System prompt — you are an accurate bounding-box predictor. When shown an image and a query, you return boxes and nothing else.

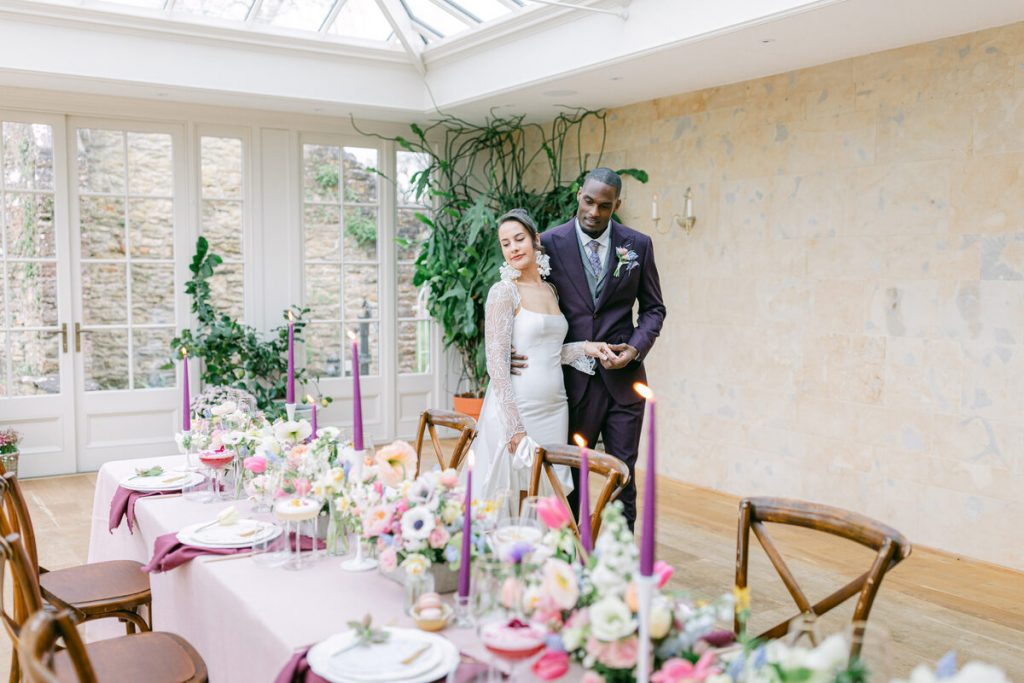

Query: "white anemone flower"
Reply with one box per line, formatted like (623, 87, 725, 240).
(400, 506, 436, 541)
(274, 420, 312, 444)
(211, 401, 237, 417)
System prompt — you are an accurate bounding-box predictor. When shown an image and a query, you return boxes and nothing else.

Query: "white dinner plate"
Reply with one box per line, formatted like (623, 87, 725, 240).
(307, 628, 458, 683)
(120, 471, 204, 492)
(176, 519, 281, 549)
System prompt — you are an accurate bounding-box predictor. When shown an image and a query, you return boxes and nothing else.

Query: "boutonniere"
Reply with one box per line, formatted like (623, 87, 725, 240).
(613, 245, 639, 277)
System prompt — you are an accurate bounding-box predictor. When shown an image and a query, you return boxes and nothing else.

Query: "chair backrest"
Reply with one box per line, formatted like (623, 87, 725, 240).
(734, 497, 911, 646)
(413, 409, 477, 477)
(0, 532, 45, 654)
(0, 472, 39, 571)
(528, 444, 630, 541)
(18, 609, 97, 683)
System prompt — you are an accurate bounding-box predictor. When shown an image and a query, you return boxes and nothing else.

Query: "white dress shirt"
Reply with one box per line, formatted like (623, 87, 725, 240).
(575, 218, 611, 279)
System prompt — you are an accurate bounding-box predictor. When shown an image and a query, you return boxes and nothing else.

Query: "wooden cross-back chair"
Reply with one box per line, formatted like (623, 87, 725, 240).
(413, 409, 477, 477)
(0, 472, 152, 638)
(734, 497, 911, 651)
(528, 444, 630, 541)
(0, 533, 208, 683)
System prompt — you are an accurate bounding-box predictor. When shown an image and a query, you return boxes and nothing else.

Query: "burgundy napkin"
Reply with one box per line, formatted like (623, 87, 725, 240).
(275, 646, 496, 683)
(109, 485, 174, 534)
(141, 532, 248, 573)
(142, 531, 325, 573)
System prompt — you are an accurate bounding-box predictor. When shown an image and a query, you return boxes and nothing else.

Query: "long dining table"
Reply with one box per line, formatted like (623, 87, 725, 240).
(87, 454, 554, 682)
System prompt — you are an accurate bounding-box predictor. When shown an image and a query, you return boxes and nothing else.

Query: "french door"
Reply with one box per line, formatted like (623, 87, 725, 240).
(69, 119, 188, 471)
(0, 112, 76, 477)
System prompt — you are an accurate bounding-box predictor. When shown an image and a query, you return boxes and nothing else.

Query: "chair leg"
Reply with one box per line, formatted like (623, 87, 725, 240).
(9, 651, 19, 683)
(124, 617, 136, 635)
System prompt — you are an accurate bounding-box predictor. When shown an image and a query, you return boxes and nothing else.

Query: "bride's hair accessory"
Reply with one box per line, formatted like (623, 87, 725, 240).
(499, 262, 521, 282)
(536, 251, 552, 278)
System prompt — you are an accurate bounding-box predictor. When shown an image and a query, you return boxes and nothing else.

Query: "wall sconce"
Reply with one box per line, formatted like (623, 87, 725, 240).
(651, 187, 697, 235)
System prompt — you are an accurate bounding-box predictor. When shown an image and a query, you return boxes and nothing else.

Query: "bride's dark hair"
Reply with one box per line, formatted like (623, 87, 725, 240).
(497, 208, 544, 253)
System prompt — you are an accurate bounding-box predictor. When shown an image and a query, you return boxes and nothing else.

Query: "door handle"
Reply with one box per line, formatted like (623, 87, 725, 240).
(74, 323, 81, 353)
(61, 323, 68, 353)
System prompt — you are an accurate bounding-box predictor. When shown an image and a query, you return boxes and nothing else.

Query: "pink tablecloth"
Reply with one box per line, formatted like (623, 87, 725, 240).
(88, 455, 559, 683)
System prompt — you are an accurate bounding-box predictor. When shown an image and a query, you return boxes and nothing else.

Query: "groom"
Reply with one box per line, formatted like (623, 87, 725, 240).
(533, 168, 665, 529)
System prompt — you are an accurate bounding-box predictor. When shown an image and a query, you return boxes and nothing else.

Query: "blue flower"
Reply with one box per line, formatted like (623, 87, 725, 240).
(544, 634, 565, 652)
(727, 651, 746, 682)
(936, 651, 958, 679)
(753, 645, 767, 669)
(444, 545, 460, 564)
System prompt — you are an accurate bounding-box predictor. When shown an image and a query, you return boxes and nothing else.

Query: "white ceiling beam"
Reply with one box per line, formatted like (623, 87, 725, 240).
(245, 0, 264, 22)
(491, 0, 523, 10)
(425, 0, 477, 26)
(373, 0, 425, 74)
(522, 0, 627, 19)
(319, 0, 351, 33)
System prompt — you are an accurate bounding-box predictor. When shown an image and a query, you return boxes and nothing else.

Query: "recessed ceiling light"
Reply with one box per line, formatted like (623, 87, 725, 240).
(761, 38, 775, 44)
(609, 76, 624, 81)
(542, 89, 577, 97)
(155, 92, 167, 98)
(313, 107, 323, 112)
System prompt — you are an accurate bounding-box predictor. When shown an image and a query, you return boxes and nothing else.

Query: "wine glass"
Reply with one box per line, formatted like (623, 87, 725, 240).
(518, 496, 541, 527)
(846, 621, 891, 682)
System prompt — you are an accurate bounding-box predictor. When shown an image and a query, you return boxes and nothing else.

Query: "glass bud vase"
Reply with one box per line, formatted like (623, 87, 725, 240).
(404, 568, 435, 615)
(325, 501, 350, 557)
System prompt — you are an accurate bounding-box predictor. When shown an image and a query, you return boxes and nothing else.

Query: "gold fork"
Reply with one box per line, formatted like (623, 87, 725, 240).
(400, 644, 432, 666)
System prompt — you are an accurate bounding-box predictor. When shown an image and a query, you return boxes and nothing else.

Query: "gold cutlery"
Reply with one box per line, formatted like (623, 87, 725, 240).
(400, 644, 432, 666)
(202, 551, 254, 563)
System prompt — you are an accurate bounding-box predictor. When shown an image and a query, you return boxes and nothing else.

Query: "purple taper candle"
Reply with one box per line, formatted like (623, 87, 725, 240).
(306, 394, 317, 440)
(286, 311, 295, 405)
(349, 332, 364, 451)
(458, 450, 474, 598)
(573, 434, 592, 554)
(181, 347, 190, 432)
(635, 382, 656, 577)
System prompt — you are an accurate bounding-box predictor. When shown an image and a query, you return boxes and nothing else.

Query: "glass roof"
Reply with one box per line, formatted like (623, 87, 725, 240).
(33, 0, 532, 48)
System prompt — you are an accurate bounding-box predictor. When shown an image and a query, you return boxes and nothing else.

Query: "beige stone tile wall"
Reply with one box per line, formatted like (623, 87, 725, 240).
(574, 23, 1024, 570)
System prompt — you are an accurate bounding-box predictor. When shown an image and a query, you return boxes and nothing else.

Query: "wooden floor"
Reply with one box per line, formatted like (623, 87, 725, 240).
(3, 472, 1022, 680)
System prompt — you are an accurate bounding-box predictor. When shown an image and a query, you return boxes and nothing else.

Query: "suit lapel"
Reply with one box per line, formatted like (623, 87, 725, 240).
(595, 222, 626, 311)
(552, 224, 594, 312)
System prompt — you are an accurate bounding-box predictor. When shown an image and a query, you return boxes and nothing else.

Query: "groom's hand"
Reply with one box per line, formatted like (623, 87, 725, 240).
(602, 343, 638, 370)
(510, 347, 528, 375)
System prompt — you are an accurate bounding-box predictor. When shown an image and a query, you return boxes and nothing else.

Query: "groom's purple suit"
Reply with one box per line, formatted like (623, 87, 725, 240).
(541, 218, 666, 527)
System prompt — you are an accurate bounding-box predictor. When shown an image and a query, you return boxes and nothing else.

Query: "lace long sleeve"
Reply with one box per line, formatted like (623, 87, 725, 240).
(484, 281, 526, 445)
(560, 342, 595, 375)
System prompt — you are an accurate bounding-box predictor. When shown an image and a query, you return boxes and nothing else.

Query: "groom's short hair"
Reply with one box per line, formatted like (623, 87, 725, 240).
(584, 167, 622, 197)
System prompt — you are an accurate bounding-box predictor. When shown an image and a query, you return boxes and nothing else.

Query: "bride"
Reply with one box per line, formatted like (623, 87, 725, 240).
(472, 208, 613, 500)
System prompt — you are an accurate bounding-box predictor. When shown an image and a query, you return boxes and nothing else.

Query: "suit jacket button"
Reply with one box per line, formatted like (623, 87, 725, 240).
(592, 312, 597, 318)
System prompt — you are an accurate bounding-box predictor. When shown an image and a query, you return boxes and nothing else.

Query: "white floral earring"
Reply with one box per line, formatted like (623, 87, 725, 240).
(536, 251, 552, 278)
(499, 261, 521, 282)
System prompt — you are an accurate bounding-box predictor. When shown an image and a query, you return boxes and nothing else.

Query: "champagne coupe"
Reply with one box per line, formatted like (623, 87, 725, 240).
(198, 449, 234, 502)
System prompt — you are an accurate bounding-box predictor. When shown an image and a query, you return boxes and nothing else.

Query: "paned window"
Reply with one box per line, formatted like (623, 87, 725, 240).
(395, 151, 432, 375)
(200, 136, 245, 320)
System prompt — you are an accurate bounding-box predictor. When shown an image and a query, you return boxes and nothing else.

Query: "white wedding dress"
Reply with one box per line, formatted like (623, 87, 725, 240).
(471, 276, 594, 499)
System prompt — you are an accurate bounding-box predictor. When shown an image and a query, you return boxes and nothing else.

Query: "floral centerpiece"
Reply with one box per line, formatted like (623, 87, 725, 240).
(0, 428, 20, 475)
(523, 501, 734, 683)
(894, 653, 1011, 683)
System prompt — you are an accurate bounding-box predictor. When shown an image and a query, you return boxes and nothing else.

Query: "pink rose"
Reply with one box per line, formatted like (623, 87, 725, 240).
(428, 526, 450, 549)
(581, 673, 605, 683)
(651, 652, 720, 683)
(439, 469, 459, 489)
(531, 650, 569, 681)
(243, 456, 267, 474)
(654, 560, 674, 589)
(378, 547, 398, 573)
(537, 497, 571, 530)
(363, 504, 395, 537)
(588, 636, 638, 670)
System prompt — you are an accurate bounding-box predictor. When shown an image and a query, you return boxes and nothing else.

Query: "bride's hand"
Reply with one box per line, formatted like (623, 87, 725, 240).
(584, 341, 614, 362)
(508, 432, 527, 454)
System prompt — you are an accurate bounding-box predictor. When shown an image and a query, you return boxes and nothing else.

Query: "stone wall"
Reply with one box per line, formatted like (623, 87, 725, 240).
(574, 23, 1024, 569)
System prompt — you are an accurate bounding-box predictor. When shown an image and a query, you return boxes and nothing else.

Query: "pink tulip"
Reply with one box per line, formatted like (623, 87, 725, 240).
(537, 497, 572, 530)
(531, 650, 569, 681)
(651, 651, 721, 683)
(654, 560, 674, 589)
(243, 456, 267, 474)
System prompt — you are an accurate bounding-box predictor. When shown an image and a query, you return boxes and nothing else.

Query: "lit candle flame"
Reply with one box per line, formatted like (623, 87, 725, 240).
(288, 310, 294, 322)
(467, 449, 475, 469)
(634, 382, 654, 401)
(305, 394, 314, 405)
(347, 329, 357, 342)
(180, 346, 187, 358)
(573, 433, 587, 449)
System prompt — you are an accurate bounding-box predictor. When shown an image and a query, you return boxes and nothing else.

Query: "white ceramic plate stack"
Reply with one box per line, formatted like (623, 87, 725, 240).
(120, 471, 205, 493)
(176, 519, 282, 549)
(307, 628, 459, 683)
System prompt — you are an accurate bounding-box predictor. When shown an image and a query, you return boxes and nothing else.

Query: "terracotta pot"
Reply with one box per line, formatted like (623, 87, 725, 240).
(452, 395, 484, 421)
